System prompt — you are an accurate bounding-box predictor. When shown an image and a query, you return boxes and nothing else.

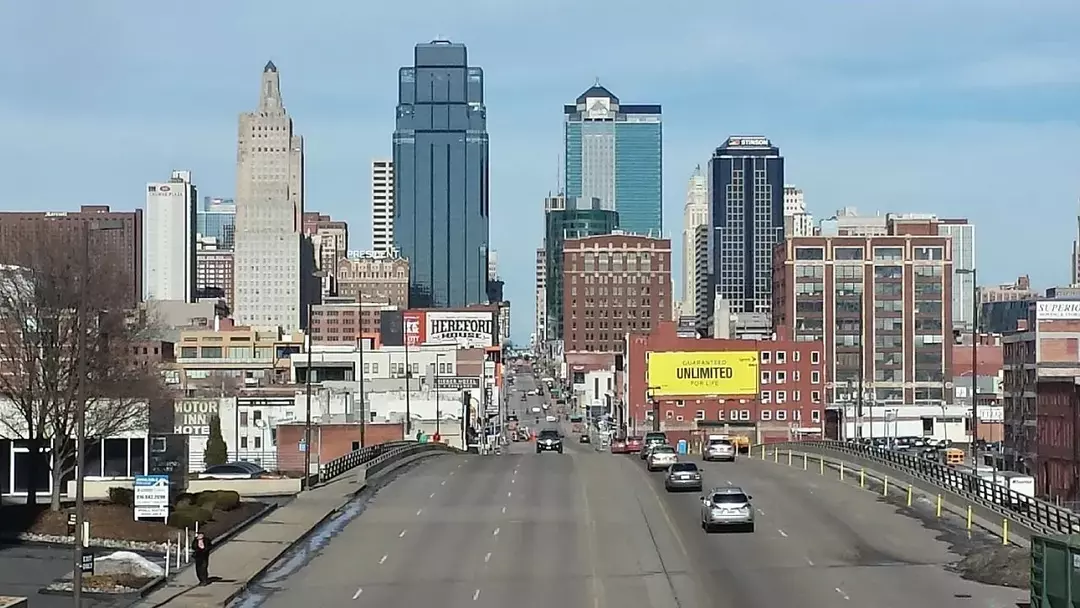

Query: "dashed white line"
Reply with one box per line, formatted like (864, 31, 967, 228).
(450, 471, 455, 475)
(511, 478, 516, 484)
(805, 557, 815, 566)
(352, 588, 363, 600)
(473, 589, 481, 601)
(484, 552, 492, 563)
(756, 509, 765, 516)
(507, 491, 512, 498)
(416, 508, 423, 516)
(441, 480, 447, 486)
(834, 587, 850, 600)
(429, 492, 436, 499)
(399, 529, 407, 538)
(379, 554, 387, 565)
(726, 480, 733, 486)
(493, 527, 501, 536)
(501, 506, 507, 514)
(778, 529, 788, 538)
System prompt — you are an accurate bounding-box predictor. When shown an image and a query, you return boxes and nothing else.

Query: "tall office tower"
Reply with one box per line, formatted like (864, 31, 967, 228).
(145, 170, 198, 301)
(302, 212, 349, 276)
(544, 195, 619, 340)
(680, 166, 709, 317)
(938, 219, 975, 330)
(488, 250, 499, 283)
(198, 197, 236, 248)
(535, 247, 546, 347)
(371, 160, 394, 254)
(783, 185, 814, 237)
(233, 61, 308, 332)
(564, 83, 662, 236)
(708, 136, 784, 315)
(392, 40, 490, 308)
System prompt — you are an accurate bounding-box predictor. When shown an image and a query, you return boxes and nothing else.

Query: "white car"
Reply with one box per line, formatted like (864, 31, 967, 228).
(545, 415, 557, 423)
(531, 406, 541, 414)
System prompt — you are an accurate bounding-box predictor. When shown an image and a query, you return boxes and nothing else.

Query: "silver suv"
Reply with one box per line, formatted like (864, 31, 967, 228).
(703, 439, 736, 462)
(700, 487, 755, 533)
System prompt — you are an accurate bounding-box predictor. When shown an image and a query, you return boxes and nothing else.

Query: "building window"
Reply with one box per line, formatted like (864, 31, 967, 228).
(812, 391, 821, 403)
(874, 247, 903, 261)
(761, 390, 771, 403)
(834, 247, 863, 260)
(760, 351, 770, 364)
(794, 409, 802, 421)
(761, 410, 772, 421)
(795, 247, 825, 261)
(695, 410, 706, 420)
(740, 409, 751, 421)
(717, 409, 726, 420)
(775, 351, 786, 364)
(811, 410, 821, 423)
(775, 410, 787, 421)
(792, 351, 800, 362)
(914, 246, 944, 261)
(240, 412, 249, 427)
(811, 371, 821, 384)
(761, 370, 771, 384)
(810, 351, 820, 364)
(240, 436, 248, 449)
(776, 391, 787, 403)
(775, 371, 786, 384)
(793, 390, 801, 402)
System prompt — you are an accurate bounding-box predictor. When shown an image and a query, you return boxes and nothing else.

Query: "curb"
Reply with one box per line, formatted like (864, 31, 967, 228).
(220, 450, 452, 606)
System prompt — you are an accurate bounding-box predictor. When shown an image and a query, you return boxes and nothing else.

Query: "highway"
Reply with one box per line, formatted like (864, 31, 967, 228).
(253, 367, 1026, 608)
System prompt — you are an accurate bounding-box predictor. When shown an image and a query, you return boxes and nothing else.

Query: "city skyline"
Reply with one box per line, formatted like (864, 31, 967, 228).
(3, 2, 1080, 342)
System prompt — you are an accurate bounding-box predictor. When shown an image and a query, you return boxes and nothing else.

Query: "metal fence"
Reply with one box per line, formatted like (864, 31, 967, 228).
(763, 439, 1080, 537)
(317, 440, 413, 483)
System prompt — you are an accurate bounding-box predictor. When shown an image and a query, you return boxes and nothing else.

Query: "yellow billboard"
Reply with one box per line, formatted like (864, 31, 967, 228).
(646, 351, 759, 397)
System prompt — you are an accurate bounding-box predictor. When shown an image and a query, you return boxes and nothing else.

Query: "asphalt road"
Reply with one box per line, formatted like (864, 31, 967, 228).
(0, 543, 114, 607)
(254, 369, 1027, 607)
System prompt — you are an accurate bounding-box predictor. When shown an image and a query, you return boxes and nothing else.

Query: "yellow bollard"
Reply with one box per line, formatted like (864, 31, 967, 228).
(883, 476, 889, 496)
(774, 448, 779, 463)
(803, 453, 808, 470)
(761, 445, 766, 460)
(860, 468, 865, 489)
(966, 505, 973, 530)
(819, 457, 825, 475)
(787, 450, 793, 466)
(839, 462, 845, 481)
(906, 484, 913, 507)
(935, 495, 942, 518)
(1002, 519, 1009, 545)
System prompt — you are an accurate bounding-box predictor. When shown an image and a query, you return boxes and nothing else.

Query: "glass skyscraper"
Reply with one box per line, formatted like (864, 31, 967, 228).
(543, 196, 619, 339)
(197, 197, 235, 249)
(564, 84, 662, 236)
(709, 136, 785, 315)
(392, 40, 490, 308)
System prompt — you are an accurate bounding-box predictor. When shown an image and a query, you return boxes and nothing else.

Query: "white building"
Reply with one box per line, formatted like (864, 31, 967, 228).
(233, 61, 307, 332)
(371, 159, 394, 255)
(782, 184, 814, 237)
(289, 344, 461, 384)
(939, 221, 976, 331)
(534, 247, 546, 344)
(681, 166, 709, 317)
(145, 170, 197, 301)
(488, 250, 499, 282)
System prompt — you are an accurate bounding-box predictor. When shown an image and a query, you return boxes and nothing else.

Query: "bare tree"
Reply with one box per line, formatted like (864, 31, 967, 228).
(0, 225, 166, 509)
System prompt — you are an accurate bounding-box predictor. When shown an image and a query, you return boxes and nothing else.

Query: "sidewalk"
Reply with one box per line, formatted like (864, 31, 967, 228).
(135, 466, 368, 608)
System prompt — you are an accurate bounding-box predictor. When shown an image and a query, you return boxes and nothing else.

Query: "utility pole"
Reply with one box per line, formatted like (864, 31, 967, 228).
(970, 268, 979, 465)
(358, 330, 366, 448)
(434, 353, 444, 437)
(857, 297, 865, 442)
(303, 302, 313, 490)
(402, 316, 412, 439)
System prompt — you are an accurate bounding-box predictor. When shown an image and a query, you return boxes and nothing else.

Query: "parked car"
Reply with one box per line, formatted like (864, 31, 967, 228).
(625, 436, 643, 454)
(199, 461, 269, 480)
(609, 438, 627, 454)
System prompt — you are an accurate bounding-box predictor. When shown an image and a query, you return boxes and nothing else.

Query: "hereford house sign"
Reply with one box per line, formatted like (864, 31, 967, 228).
(174, 399, 220, 436)
(425, 311, 495, 347)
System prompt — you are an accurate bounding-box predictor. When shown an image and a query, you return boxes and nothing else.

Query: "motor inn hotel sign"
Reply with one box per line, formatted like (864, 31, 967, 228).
(425, 311, 496, 347)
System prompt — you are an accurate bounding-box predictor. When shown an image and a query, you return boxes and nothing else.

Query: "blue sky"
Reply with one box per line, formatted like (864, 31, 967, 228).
(2, 1, 1080, 344)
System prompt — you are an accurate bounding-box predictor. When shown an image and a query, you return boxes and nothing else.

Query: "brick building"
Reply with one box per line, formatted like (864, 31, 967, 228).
(334, 253, 409, 308)
(562, 233, 671, 353)
(195, 245, 234, 304)
(309, 298, 397, 345)
(625, 322, 825, 445)
(773, 217, 955, 425)
(303, 212, 349, 277)
(0, 205, 143, 307)
(1002, 300, 1080, 500)
(275, 422, 404, 473)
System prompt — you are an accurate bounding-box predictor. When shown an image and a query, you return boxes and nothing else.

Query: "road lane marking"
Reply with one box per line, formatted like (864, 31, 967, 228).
(493, 527, 500, 536)
(511, 478, 516, 484)
(726, 480, 733, 485)
(473, 589, 481, 601)
(756, 509, 765, 516)
(450, 470, 455, 475)
(352, 588, 363, 599)
(501, 506, 507, 513)
(430, 492, 436, 498)
(416, 508, 423, 516)
(458, 463, 462, 468)
(484, 552, 492, 563)
(507, 491, 512, 497)
(379, 555, 387, 564)
(441, 480, 447, 485)
(805, 557, 815, 566)
(778, 529, 788, 538)
(834, 587, 850, 600)
(399, 529, 407, 538)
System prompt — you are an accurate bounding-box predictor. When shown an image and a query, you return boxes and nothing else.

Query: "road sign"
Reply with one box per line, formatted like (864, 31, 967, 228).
(133, 475, 170, 520)
(298, 440, 308, 452)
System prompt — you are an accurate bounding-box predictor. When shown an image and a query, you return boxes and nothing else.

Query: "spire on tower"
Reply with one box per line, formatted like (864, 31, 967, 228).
(264, 60, 277, 73)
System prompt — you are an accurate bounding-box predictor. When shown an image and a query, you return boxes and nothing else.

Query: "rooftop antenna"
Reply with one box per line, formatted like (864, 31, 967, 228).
(594, 76, 601, 86)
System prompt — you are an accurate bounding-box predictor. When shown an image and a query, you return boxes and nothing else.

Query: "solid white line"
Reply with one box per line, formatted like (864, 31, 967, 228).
(416, 508, 423, 516)
(484, 552, 492, 563)
(493, 527, 500, 536)
(399, 529, 407, 538)
(352, 588, 363, 600)
(473, 589, 481, 601)
(379, 555, 387, 564)
(501, 506, 506, 514)
(834, 587, 850, 600)
(430, 492, 436, 498)
(806, 557, 815, 566)
(778, 529, 788, 538)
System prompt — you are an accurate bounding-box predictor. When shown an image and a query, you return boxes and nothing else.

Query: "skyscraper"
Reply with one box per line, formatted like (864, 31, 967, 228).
(680, 166, 708, 317)
(392, 40, 490, 308)
(233, 61, 308, 332)
(144, 170, 197, 301)
(564, 83, 662, 236)
(371, 159, 394, 254)
(783, 185, 814, 237)
(197, 197, 235, 249)
(709, 136, 785, 315)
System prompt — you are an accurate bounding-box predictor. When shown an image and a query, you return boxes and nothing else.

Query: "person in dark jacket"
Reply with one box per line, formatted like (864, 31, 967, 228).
(192, 531, 212, 585)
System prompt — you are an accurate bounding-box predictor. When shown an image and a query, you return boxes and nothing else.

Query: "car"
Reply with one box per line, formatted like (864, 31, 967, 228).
(545, 415, 557, 423)
(609, 438, 627, 454)
(646, 445, 678, 471)
(199, 461, 269, 480)
(531, 406, 541, 414)
(664, 462, 703, 492)
(624, 436, 643, 454)
(536, 429, 563, 454)
(520, 394, 527, 402)
(703, 438, 736, 462)
(640, 433, 667, 460)
(579, 434, 590, 444)
(700, 487, 755, 533)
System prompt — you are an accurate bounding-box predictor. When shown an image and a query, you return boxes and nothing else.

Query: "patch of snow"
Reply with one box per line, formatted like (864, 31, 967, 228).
(97, 551, 164, 576)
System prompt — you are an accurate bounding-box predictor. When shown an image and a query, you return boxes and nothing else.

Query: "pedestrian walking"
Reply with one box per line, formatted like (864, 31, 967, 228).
(192, 531, 212, 585)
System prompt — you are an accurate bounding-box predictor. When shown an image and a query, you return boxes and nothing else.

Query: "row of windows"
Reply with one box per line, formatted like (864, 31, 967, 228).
(664, 409, 823, 423)
(761, 370, 822, 384)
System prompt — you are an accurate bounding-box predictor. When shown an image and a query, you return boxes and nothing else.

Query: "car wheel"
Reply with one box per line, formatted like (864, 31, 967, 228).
(557, 449, 563, 454)
(535, 449, 541, 454)
(745, 523, 755, 533)
(704, 523, 714, 533)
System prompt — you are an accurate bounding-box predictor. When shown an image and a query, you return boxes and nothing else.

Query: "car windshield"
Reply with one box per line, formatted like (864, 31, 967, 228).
(645, 433, 666, 442)
(670, 463, 698, 472)
(711, 493, 749, 505)
(539, 431, 560, 439)
(653, 446, 676, 454)
(709, 439, 733, 446)
(628, 437, 643, 442)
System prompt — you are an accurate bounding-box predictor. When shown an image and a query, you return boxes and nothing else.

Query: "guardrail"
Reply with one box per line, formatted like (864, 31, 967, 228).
(364, 442, 460, 480)
(317, 440, 412, 483)
(756, 440, 1080, 538)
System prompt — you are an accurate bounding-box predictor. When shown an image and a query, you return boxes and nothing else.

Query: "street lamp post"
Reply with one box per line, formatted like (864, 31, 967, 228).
(955, 267, 979, 464)
(303, 302, 314, 491)
(358, 330, 366, 448)
(402, 316, 412, 439)
(73, 219, 124, 606)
